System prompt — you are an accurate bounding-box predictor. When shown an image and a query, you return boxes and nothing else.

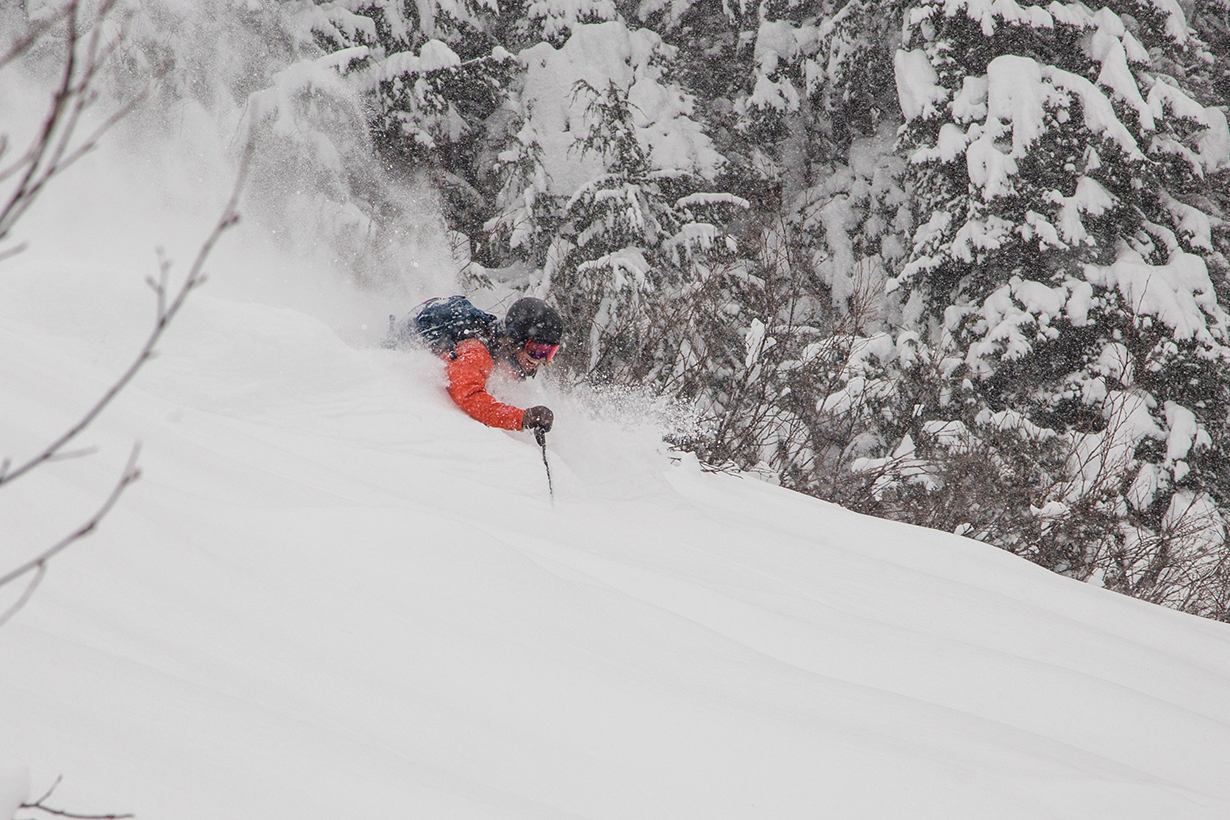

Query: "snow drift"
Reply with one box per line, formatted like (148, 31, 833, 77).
(3, 19, 1230, 820)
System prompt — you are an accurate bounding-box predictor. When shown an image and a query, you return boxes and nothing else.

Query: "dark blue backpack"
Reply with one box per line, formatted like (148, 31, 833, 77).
(385, 296, 498, 357)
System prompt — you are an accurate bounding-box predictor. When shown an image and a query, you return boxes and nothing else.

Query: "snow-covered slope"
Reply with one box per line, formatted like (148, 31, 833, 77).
(4, 75, 1230, 820)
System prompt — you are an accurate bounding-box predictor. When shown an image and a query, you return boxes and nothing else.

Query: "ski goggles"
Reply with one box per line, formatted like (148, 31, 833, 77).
(524, 340, 559, 361)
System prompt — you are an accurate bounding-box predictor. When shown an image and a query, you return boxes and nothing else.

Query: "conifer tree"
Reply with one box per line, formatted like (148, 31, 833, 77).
(873, 0, 1230, 612)
(542, 78, 746, 379)
(302, 0, 518, 238)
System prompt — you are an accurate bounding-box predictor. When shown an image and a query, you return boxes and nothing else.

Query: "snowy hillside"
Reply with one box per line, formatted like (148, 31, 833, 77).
(4, 39, 1230, 820)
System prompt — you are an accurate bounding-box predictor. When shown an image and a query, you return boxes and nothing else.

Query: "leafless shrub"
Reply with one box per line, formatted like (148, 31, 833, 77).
(830, 382, 1230, 621)
(1103, 494, 1230, 620)
(1, 1, 251, 627)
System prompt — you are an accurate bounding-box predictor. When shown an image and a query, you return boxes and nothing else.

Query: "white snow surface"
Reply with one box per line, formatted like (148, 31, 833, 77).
(4, 62, 1230, 820)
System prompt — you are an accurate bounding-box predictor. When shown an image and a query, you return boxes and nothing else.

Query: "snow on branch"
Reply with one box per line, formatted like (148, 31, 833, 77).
(1083, 249, 1229, 343)
(894, 49, 948, 121)
(286, 4, 378, 49)
(245, 47, 370, 141)
(675, 192, 750, 210)
(528, 0, 618, 41)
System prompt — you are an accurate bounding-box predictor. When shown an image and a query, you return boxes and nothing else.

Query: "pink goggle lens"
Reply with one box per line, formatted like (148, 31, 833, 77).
(524, 341, 559, 361)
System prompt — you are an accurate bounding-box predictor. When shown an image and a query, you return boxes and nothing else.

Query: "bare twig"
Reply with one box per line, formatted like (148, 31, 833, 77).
(0, 561, 47, 630)
(0, 4, 73, 70)
(0, 142, 253, 629)
(18, 775, 134, 820)
(0, 140, 252, 490)
(30, 777, 64, 809)
(0, 0, 140, 245)
(46, 446, 100, 463)
(20, 807, 134, 820)
(0, 240, 28, 263)
(0, 445, 140, 627)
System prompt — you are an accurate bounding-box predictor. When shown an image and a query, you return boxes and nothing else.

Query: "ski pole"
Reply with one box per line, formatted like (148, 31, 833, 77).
(534, 428, 554, 506)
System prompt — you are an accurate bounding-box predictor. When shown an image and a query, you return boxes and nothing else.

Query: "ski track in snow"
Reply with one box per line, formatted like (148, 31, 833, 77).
(3, 84, 1230, 820)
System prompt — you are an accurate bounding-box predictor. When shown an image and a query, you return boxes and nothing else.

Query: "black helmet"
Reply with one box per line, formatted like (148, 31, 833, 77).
(504, 297, 563, 345)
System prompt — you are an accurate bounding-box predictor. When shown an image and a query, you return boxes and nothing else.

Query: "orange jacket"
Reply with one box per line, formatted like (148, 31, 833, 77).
(445, 339, 526, 430)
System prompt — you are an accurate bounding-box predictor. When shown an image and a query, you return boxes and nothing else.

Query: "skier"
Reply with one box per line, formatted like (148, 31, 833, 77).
(401, 296, 561, 433)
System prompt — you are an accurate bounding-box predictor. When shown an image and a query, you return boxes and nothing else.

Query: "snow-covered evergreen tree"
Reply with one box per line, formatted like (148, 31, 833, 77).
(868, 0, 1230, 613)
(299, 0, 517, 243)
(539, 75, 746, 379)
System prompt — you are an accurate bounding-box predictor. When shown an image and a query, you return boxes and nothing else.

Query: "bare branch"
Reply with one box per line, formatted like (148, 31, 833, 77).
(46, 446, 99, 463)
(0, 4, 72, 70)
(0, 444, 140, 600)
(0, 0, 143, 245)
(0, 1, 81, 234)
(0, 141, 252, 490)
(0, 0, 253, 627)
(0, 240, 28, 263)
(18, 774, 134, 820)
(0, 561, 47, 630)
(28, 776, 64, 810)
(20, 806, 133, 820)
(20, 807, 134, 820)
(45, 87, 148, 181)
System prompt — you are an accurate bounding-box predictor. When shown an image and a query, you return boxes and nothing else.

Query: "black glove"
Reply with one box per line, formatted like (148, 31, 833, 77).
(522, 405, 554, 432)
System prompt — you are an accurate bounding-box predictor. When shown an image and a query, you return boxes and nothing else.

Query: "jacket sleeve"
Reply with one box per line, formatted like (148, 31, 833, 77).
(445, 340, 526, 431)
